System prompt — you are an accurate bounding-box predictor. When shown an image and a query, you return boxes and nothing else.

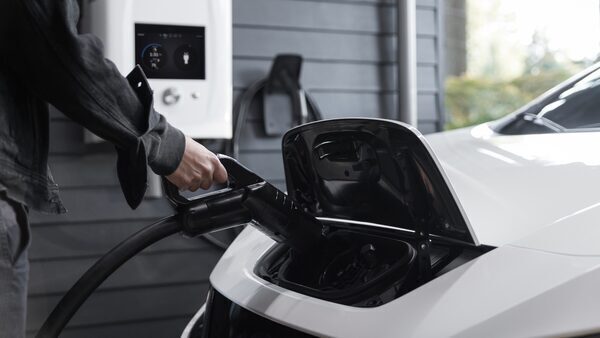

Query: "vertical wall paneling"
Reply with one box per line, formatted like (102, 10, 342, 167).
(27, 1, 445, 336)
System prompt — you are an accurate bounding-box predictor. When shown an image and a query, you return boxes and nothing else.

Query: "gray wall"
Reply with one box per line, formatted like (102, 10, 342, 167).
(27, 0, 444, 337)
(444, 0, 467, 77)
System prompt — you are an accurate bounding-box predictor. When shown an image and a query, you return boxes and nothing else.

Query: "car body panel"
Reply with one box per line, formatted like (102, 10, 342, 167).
(426, 123, 600, 247)
(512, 200, 600, 256)
(210, 226, 600, 338)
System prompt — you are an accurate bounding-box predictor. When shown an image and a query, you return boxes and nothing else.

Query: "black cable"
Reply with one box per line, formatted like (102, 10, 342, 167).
(230, 79, 323, 159)
(36, 216, 180, 338)
(231, 78, 268, 159)
(305, 91, 323, 121)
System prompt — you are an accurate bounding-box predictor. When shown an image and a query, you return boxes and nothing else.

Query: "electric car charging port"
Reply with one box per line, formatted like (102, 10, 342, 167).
(256, 225, 417, 307)
(255, 220, 490, 308)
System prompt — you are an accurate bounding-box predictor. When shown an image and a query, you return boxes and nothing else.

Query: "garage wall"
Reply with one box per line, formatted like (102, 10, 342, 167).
(26, 0, 444, 337)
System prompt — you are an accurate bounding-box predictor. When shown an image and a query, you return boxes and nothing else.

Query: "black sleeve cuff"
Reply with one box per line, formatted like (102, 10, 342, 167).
(143, 117, 186, 176)
(116, 66, 185, 209)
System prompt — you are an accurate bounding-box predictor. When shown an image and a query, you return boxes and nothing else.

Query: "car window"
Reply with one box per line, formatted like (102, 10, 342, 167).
(494, 66, 600, 135)
(537, 68, 600, 129)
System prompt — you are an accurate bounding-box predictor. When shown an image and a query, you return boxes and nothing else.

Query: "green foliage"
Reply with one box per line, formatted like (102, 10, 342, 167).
(444, 68, 578, 130)
(445, 26, 590, 130)
(510, 68, 574, 97)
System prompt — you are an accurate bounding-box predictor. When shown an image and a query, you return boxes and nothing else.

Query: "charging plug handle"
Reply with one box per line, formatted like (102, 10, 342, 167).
(180, 189, 250, 237)
(178, 181, 324, 254)
(170, 155, 325, 254)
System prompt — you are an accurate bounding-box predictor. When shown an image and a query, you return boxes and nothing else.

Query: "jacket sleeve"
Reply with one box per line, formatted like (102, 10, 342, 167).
(5, 0, 186, 208)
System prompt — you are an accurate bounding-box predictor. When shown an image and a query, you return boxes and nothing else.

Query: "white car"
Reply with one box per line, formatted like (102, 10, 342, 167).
(182, 63, 600, 338)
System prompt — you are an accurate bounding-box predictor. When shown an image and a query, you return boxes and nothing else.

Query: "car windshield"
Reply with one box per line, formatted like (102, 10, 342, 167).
(499, 66, 600, 133)
(531, 68, 600, 129)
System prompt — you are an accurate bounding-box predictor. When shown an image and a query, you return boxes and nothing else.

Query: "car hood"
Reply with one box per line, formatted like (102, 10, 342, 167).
(281, 118, 478, 245)
(426, 123, 600, 247)
(205, 120, 600, 338)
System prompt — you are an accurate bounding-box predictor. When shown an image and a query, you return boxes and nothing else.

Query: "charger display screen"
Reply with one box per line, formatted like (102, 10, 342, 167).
(135, 23, 206, 80)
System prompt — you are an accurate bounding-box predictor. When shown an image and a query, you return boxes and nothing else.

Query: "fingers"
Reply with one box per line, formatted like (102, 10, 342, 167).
(188, 174, 213, 192)
(188, 180, 208, 192)
(189, 153, 225, 190)
(166, 137, 229, 192)
(170, 175, 211, 192)
(212, 160, 228, 183)
(165, 174, 186, 190)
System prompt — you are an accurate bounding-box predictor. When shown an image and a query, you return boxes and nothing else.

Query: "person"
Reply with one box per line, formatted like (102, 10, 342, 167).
(0, 1, 228, 337)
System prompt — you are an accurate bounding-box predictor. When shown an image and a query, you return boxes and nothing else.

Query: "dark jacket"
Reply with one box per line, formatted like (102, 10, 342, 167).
(0, 0, 185, 213)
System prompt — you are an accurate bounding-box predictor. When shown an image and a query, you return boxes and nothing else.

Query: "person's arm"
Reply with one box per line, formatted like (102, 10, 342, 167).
(4, 0, 226, 207)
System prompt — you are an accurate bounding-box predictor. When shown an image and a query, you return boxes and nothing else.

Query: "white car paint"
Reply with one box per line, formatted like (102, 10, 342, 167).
(512, 196, 600, 256)
(209, 226, 600, 338)
(426, 123, 600, 247)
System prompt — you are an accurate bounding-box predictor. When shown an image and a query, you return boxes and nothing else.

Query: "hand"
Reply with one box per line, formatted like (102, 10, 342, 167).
(166, 136, 228, 191)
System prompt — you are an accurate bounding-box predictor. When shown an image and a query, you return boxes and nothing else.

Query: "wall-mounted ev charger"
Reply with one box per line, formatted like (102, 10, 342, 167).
(81, 0, 232, 141)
